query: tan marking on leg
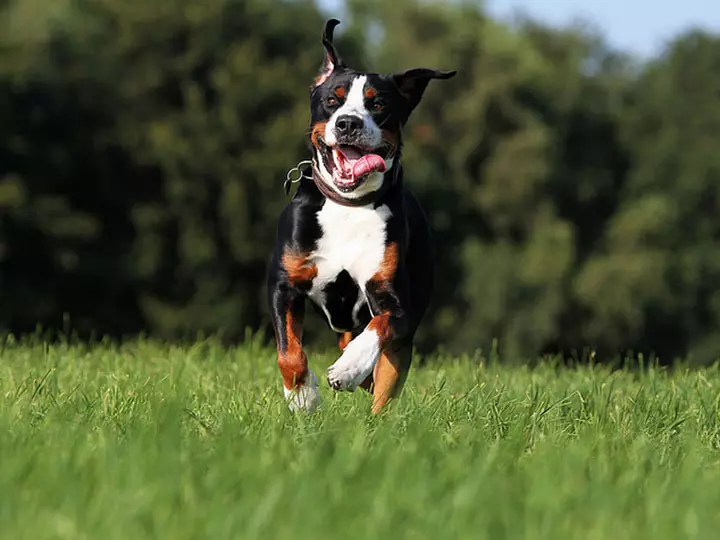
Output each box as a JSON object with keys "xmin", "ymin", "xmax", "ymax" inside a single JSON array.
[
  {"xmin": 371, "ymin": 349, "xmax": 403, "ymax": 414},
  {"xmin": 371, "ymin": 243, "xmax": 398, "ymax": 283},
  {"xmin": 277, "ymin": 311, "xmax": 307, "ymax": 390},
  {"xmin": 282, "ymin": 250, "xmax": 317, "ymax": 287},
  {"xmin": 366, "ymin": 312, "xmax": 407, "ymax": 410},
  {"xmin": 338, "ymin": 332, "xmax": 353, "ymax": 351},
  {"xmin": 368, "ymin": 312, "xmax": 392, "ymax": 345}
]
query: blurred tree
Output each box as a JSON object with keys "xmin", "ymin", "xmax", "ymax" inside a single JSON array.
[
  {"xmin": 85, "ymin": 0, "xmax": 333, "ymax": 339},
  {"xmin": 0, "ymin": 0, "xmax": 352, "ymax": 341},
  {"xmin": 0, "ymin": 0, "xmax": 142, "ymax": 336},
  {"xmin": 1, "ymin": 0, "xmax": 719, "ymax": 364},
  {"xmin": 575, "ymin": 30, "xmax": 720, "ymax": 364}
]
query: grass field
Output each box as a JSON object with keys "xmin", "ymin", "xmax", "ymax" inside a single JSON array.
[{"xmin": 1, "ymin": 336, "xmax": 720, "ymax": 539}]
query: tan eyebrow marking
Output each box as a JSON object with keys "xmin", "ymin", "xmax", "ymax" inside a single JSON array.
[{"xmin": 365, "ymin": 87, "xmax": 377, "ymax": 99}]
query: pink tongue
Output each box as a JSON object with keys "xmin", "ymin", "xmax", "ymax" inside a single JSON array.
[{"xmin": 351, "ymin": 154, "xmax": 386, "ymax": 178}]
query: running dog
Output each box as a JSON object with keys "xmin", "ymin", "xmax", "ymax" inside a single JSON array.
[{"xmin": 267, "ymin": 19, "xmax": 456, "ymax": 413}]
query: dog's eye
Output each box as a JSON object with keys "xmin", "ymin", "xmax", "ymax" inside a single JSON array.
[
  {"xmin": 327, "ymin": 97, "xmax": 339, "ymax": 106},
  {"xmin": 371, "ymin": 100, "xmax": 384, "ymax": 112}
]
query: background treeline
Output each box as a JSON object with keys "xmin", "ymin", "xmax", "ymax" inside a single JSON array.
[{"xmin": 1, "ymin": 0, "xmax": 719, "ymax": 364}]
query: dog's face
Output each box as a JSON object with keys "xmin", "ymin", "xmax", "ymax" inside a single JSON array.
[{"xmin": 309, "ymin": 19, "xmax": 456, "ymax": 200}]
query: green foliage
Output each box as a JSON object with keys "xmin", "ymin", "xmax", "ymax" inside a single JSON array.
[
  {"xmin": 578, "ymin": 29, "xmax": 720, "ymax": 364},
  {"xmin": 2, "ymin": 339, "xmax": 720, "ymax": 538},
  {"xmin": 1, "ymin": 0, "xmax": 719, "ymax": 362}
]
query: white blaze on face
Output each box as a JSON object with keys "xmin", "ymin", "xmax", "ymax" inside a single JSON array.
[
  {"xmin": 314, "ymin": 75, "xmax": 393, "ymax": 200},
  {"xmin": 324, "ymin": 75, "xmax": 381, "ymax": 148}
]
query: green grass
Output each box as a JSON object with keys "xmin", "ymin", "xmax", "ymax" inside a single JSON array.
[{"xmin": 1, "ymin": 336, "xmax": 720, "ymax": 539}]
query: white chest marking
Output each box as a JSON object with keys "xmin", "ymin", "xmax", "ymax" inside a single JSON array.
[{"xmin": 308, "ymin": 201, "xmax": 391, "ymax": 329}]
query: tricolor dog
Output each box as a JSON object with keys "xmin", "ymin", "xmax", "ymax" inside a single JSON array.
[{"xmin": 267, "ymin": 19, "xmax": 456, "ymax": 414}]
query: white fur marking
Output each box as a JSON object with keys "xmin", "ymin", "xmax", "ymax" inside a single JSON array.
[
  {"xmin": 316, "ymin": 157, "xmax": 393, "ymax": 200},
  {"xmin": 324, "ymin": 75, "xmax": 381, "ymax": 148},
  {"xmin": 308, "ymin": 201, "xmax": 392, "ymax": 300},
  {"xmin": 307, "ymin": 201, "xmax": 391, "ymax": 389},
  {"xmin": 283, "ymin": 369, "xmax": 321, "ymax": 413},
  {"xmin": 351, "ymin": 290, "xmax": 367, "ymax": 327},
  {"xmin": 315, "ymin": 75, "xmax": 394, "ymax": 200},
  {"xmin": 326, "ymin": 328, "xmax": 382, "ymax": 391}
]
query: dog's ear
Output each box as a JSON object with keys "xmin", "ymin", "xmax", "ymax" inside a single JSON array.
[
  {"xmin": 391, "ymin": 68, "xmax": 457, "ymax": 112},
  {"xmin": 313, "ymin": 19, "xmax": 344, "ymax": 88}
]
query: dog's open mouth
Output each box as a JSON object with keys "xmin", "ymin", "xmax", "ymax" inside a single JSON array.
[{"xmin": 318, "ymin": 140, "xmax": 391, "ymax": 192}]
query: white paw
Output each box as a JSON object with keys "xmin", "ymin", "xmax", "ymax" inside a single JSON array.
[
  {"xmin": 283, "ymin": 370, "xmax": 321, "ymax": 413},
  {"xmin": 326, "ymin": 329, "xmax": 381, "ymax": 391}
]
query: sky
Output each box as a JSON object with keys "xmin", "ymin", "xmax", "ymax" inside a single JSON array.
[{"xmin": 317, "ymin": 0, "xmax": 720, "ymax": 59}]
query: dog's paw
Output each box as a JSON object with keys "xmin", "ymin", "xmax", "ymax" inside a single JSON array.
[
  {"xmin": 284, "ymin": 370, "xmax": 322, "ymax": 413},
  {"xmin": 326, "ymin": 330, "xmax": 381, "ymax": 391}
]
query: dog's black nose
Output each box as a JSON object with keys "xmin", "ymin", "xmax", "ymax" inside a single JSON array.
[{"xmin": 335, "ymin": 115, "xmax": 364, "ymax": 137}]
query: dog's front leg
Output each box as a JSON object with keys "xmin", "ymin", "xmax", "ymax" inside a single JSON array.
[
  {"xmin": 269, "ymin": 283, "xmax": 321, "ymax": 413},
  {"xmin": 327, "ymin": 250, "xmax": 411, "ymax": 413}
]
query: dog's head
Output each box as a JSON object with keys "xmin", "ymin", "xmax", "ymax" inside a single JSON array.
[{"xmin": 309, "ymin": 19, "xmax": 456, "ymax": 201}]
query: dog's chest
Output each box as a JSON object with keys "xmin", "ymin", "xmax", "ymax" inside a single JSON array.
[{"xmin": 309, "ymin": 201, "xmax": 391, "ymax": 293}]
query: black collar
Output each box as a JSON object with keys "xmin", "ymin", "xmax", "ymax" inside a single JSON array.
[{"xmin": 309, "ymin": 161, "xmax": 399, "ymax": 208}]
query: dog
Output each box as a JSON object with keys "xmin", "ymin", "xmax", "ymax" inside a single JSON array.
[{"xmin": 267, "ymin": 19, "xmax": 456, "ymax": 414}]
